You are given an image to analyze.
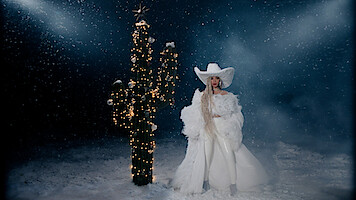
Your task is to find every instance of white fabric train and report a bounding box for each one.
[171,88,270,194]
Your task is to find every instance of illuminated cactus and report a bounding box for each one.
[107,4,178,186]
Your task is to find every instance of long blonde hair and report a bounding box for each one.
[201,76,220,138]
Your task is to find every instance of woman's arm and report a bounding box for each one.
[180,89,204,139]
[223,94,244,127]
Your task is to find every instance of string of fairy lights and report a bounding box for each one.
[107,4,179,185]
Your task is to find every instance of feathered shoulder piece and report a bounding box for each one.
[191,88,203,106]
[190,89,241,112]
[225,92,242,113]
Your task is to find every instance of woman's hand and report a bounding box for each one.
[213,114,221,118]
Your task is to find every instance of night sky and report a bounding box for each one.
[2,0,354,162]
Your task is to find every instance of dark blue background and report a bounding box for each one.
[2,0,354,159]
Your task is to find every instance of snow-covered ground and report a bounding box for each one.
[6,136,353,200]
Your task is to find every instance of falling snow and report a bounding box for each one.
[2,0,354,199]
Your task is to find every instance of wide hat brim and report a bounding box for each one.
[194,64,235,88]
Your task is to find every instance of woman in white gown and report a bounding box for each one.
[171,63,269,195]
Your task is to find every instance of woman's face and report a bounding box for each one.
[210,76,220,88]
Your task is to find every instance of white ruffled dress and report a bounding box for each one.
[171,88,269,194]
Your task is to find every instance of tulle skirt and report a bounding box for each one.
[171,132,269,194]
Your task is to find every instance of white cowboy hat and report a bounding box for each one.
[194,63,235,88]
